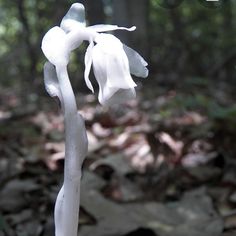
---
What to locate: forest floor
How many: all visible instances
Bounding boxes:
[0,77,236,236]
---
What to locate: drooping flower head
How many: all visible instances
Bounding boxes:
[42,3,148,105]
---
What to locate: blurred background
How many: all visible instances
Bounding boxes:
[0,0,235,236]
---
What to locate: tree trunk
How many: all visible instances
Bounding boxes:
[16,0,37,80]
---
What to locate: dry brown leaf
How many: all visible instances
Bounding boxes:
[91,123,112,138]
[158,132,183,157]
[31,112,64,134]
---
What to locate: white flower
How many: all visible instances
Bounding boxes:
[41,3,148,105]
[41,26,70,66]
[85,34,139,105]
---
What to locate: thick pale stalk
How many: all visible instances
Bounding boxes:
[55,65,87,236]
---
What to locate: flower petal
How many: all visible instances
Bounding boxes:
[84,41,94,93]
[92,44,120,105]
[123,44,149,78]
[91,45,108,104]
[98,34,136,89]
[88,24,136,32]
[41,26,69,66]
[103,88,136,106]
[60,3,86,33]
[105,48,137,89]
[92,34,137,106]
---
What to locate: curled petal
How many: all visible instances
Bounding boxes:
[60,3,86,33]
[41,26,70,66]
[88,24,136,32]
[123,44,148,78]
[84,41,94,93]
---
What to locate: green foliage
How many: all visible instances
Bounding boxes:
[150,0,235,77]
[0,0,234,99]
[159,90,236,134]
[0,0,76,85]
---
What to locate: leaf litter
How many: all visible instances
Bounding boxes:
[0,87,236,236]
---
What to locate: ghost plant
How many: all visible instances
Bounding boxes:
[41,2,148,236]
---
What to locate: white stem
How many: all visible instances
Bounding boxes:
[55,65,88,236]
[54,185,64,236]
